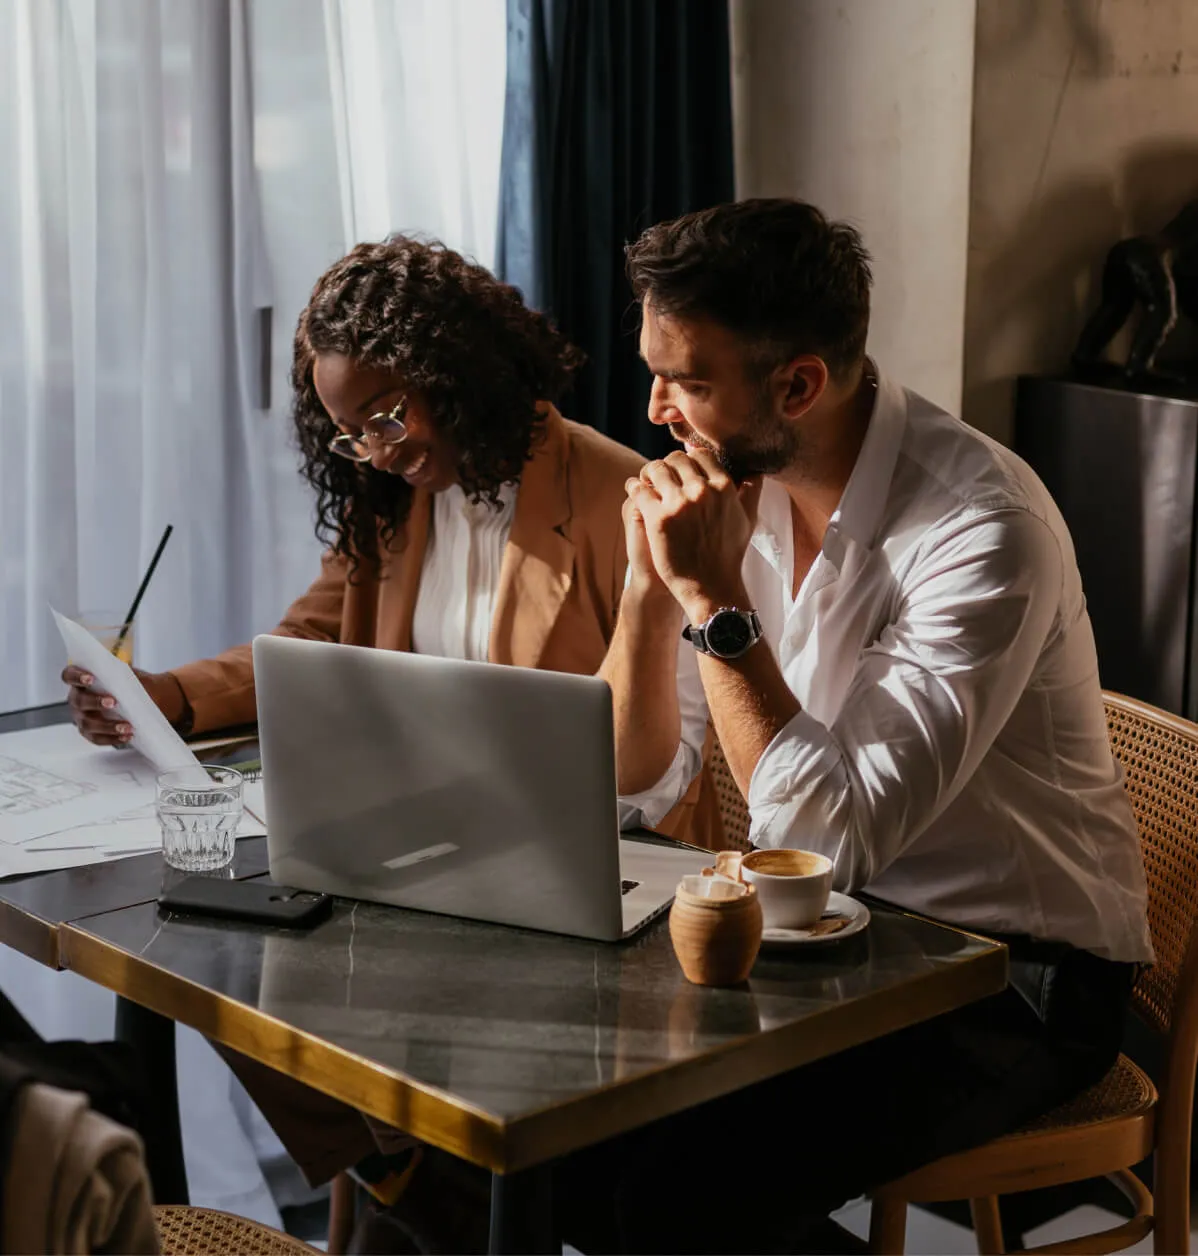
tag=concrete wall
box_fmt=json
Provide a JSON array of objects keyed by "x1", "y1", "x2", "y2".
[
  {"x1": 966, "y1": 0, "x2": 1198, "y2": 441},
  {"x1": 730, "y1": 0, "x2": 977, "y2": 414}
]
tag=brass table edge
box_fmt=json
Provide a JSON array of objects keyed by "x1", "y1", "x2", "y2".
[
  {"x1": 0, "y1": 900, "x2": 60, "y2": 969},
  {"x1": 58, "y1": 921, "x2": 511, "y2": 1171}
]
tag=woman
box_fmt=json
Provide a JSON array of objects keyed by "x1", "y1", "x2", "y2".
[
  {"x1": 63, "y1": 236, "x2": 715, "y2": 837},
  {"x1": 62, "y1": 237, "x2": 718, "y2": 1247}
]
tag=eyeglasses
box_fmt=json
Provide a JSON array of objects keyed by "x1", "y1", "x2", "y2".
[{"x1": 327, "y1": 399, "x2": 409, "y2": 462}]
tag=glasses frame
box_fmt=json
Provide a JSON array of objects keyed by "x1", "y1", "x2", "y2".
[{"x1": 327, "y1": 398, "x2": 410, "y2": 463}]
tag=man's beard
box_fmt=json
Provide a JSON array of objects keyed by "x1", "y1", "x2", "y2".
[{"x1": 670, "y1": 393, "x2": 802, "y2": 484}]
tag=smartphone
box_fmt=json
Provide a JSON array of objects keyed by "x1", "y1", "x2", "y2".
[{"x1": 157, "y1": 876, "x2": 333, "y2": 928}]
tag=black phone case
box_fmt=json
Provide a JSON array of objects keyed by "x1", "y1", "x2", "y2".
[{"x1": 157, "y1": 876, "x2": 333, "y2": 928}]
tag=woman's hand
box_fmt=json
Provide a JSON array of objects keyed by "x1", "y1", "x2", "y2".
[{"x1": 62, "y1": 666, "x2": 189, "y2": 745}]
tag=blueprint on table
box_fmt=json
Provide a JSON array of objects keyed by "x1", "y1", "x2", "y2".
[
  {"x1": 0, "y1": 723, "x2": 265, "y2": 876},
  {"x1": 0, "y1": 723, "x2": 161, "y2": 844}
]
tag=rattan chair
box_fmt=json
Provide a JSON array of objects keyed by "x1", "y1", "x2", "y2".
[
  {"x1": 868, "y1": 690, "x2": 1198, "y2": 1255},
  {"x1": 155, "y1": 1205, "x2": 318, "y2": 1254},
  {"x1": 710, "y1": 729, "x2": 752, "y2": 851}
]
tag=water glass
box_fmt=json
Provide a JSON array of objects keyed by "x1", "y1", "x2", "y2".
[{"x1": 156, "y1": 765, "x2": 243, "y2": 871}]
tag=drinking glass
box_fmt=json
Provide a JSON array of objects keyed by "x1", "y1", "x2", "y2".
[
  {"x1": 79, "y1": 612, "x2": 135, "y2": 665},
  {"x1": 156, "y1": 765, "x2": 243, "y2": 871}
]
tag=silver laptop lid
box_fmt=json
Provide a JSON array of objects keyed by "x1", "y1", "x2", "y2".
[{"x1": 252, "y1": 635, "x2": 625, "y2": 940}]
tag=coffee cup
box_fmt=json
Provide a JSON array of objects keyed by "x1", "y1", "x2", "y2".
[{"x1": 739, "y1": 848, "x2": 833, "y2": 929}]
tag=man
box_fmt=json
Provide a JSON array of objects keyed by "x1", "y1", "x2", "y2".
[{"x1": 565, "y1": 199, "x2": 1153, "y2": 1253}]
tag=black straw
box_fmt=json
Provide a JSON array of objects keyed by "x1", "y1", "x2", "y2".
[{"x1": 113, "y1": 524, "x2": 173, "y2": 656}]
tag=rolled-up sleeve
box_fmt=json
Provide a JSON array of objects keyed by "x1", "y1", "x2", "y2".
[
  {"x1": 747, "y1": 509, "x2": 1064, "y2": 889},
  {"x1": 618, "y1": 637, "x2": 709, "y2": 830}
]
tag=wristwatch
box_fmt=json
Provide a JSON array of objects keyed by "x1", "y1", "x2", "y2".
[{"x1": 682, "y1": 607, "x2": 763, "y2": 660}]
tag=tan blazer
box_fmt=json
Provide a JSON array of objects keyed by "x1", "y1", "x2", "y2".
[{"x1": 172, "y1": 407, "x2": 722, "y2": 848}]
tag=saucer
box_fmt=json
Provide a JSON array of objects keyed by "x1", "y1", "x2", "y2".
[{"x1": 759, "y1": 892, "x2": 870, "y2": 947}]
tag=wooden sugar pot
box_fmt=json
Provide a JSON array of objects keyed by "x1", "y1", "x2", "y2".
[{"x1": 668, "y1": 868, "x2": 762, "y2": 986}]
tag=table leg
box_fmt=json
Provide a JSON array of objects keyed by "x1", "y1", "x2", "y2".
[
  {"x1": 114, "y1": 996, "x2": 189, "y2": 1204},
  {"x1": 488, "y1": 1163, "x2": 556, "y2": 1254}
]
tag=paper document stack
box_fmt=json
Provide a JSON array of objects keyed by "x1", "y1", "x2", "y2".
[{"x1": 0, "y1": 613, "x2": 266, "y2": 878}]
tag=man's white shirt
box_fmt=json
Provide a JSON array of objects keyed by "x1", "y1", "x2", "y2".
[{"x1": 619, "y1": 368, "x2": 1153, "y2": 963}]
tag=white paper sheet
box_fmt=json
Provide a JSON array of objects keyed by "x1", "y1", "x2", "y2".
[
  {"x1": 0, "y1": 807, "x2": 267, "y2": 878},
  {"x1": 2, "y1": 616, "x2": 260, "y2": 872},
  {"x1": 243, "y1": 781, "x2": 267, "y2": 827},
  {"x1": 51, "y1": 608, "x2": 198, "y2": 774},
  {"x1": 0, "y1": 722, "x2": 266, "y2": 858}
]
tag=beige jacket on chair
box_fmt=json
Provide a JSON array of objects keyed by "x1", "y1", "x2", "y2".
[{"x1": 2, "y1": 1082, "x2": 158, "y2": 1254}]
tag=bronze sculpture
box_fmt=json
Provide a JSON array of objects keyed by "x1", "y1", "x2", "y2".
[{"x1": 1073, "y1": 201, "x2": 1198, "y2": 382}]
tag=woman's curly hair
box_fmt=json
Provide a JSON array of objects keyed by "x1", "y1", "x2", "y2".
[{"x1": 292, "y1": 235, "x2": 583, "y2": 570}]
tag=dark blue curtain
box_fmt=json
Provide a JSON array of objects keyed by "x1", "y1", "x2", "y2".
[{"x1": 496, "y1": 0, "x2": 735, "y2": 458}]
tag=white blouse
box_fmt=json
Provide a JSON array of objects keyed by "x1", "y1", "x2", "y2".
[{"x1": 410, "y1": 482, "x2": 518, "y2": 662}]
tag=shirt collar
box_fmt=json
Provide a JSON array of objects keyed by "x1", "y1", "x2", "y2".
[
  {"x1": 826, "y1": 361, "x2": 907, "y2": 551},
  {"x1": 748, "y1": 482, "x2": 793, "y2": 583},
  {"x1": 748, "y1": 361, "x2": 907, "y2": 579},
  {"x1": 439, "y1": 479, "x2": 518, "y2": 522}
]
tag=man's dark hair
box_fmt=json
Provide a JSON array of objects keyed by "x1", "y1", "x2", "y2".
[
  {"x1": 292, "y1": 235, "x2": 583, "y2": 570},
  {"x1": 626, "y1": 198, "x2": 872, "y2": 380}
]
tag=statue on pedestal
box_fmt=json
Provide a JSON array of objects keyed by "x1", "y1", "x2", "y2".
[{"x1": 1073, "y1": 201, "x2": 1198, "y2": 384}]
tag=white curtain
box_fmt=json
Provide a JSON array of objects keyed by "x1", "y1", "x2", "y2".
[
  {"x1": 0, "y1": 0, "x2": 290, "y2": 709},
  {"x1": 0, "y1": 0, "x2": 507, "y2": 1226},
  {"x1": 0, "y1": 2, "x2": 324, "y2": 1225},
  {"x1": 0, "y1": 0, "x2": 508, "y2": 713},
  {"x1": 323, "y1": 0, "x2": 507, "y2": 264}
]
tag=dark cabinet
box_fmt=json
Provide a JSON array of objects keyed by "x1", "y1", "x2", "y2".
[{"x1": 1013, "y1": 375, "x2": 1198, "y2": 719}]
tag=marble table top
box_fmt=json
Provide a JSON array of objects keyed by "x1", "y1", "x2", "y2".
[{"x1": 61, "y1": 889, "x2": 1006, "y2": 1171}]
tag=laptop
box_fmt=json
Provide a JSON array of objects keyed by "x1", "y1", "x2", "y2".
[{"x1": 252, "y1": 635, "x2": 710, "y2": 941}]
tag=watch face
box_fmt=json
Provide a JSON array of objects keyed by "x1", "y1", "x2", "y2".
[{"x1": 706, "y1": 610, "x2": 753, "y2": 658}]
